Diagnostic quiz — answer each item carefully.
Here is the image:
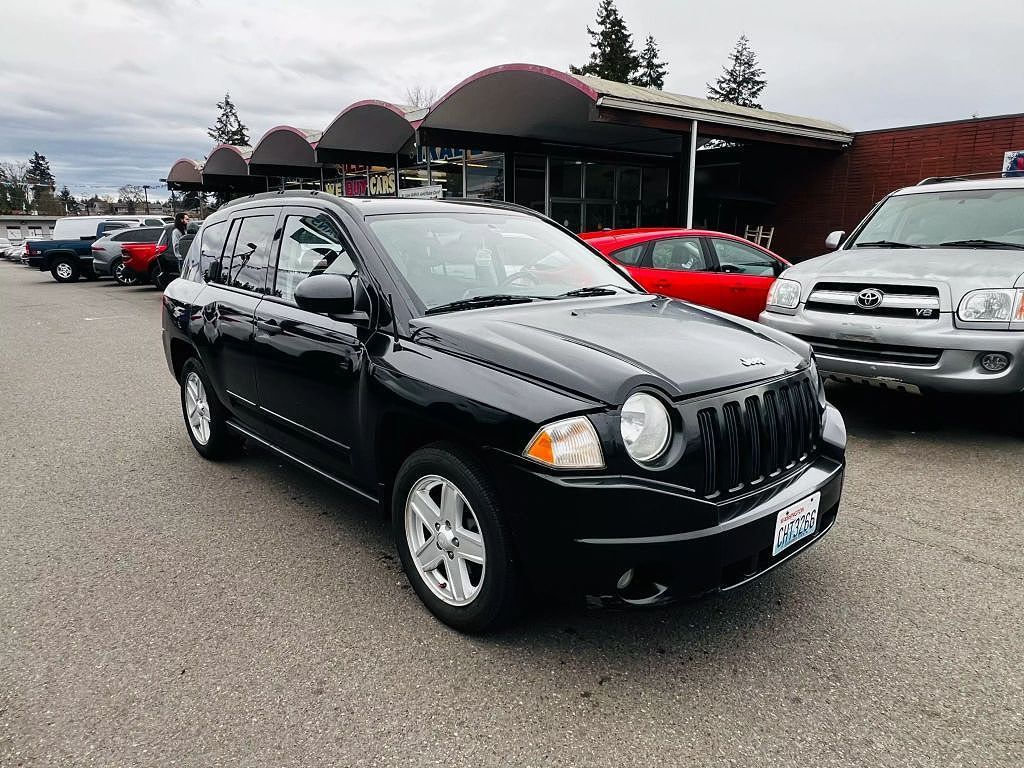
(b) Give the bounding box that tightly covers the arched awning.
[317,100,421,166]
[202,144,267,191]
[419,63,681,154]
[165,158,204,190]
[419,63,852,152]
[249,126,323,179]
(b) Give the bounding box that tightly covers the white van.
[50,215,166,240]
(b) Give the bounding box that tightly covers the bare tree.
[0,161,31,213]
[404,85,439,109]
[117,184,144,214]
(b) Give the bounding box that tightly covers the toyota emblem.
[855,288,884,309]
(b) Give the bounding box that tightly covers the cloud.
[1,0,1022,197]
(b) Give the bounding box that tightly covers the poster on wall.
[1002,150,1024,177]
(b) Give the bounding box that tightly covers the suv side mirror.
[825,230,845,250]
[294,273,355,316]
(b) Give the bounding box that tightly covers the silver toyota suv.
[759,175,1024,423]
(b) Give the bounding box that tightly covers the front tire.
[392,445,522,633]
[179,358,238,460]
[50,255,79,283]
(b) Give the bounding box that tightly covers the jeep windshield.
[367,212,638,314]
[848,187,1024,250]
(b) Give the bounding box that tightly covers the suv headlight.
[620,393,672,464]
[524,416,604,469]
[766,278,801,309]
[957,289,1024,322]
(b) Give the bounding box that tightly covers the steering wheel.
[498,269,542,288]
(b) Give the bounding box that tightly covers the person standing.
[172,212,190,259]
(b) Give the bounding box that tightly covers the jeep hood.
[789,248,1024,302]
[410,295,808,405]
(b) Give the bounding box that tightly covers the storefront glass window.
[550,201,582,232]
[584,203,614,232]
[465,152,504,200]
[641,167,670,226]
[549,158,583,198]
[513,154,546,213]
[585,163,615,199]
[432,156,463,198]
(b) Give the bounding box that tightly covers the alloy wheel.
[184,371,211,445]
[404,475,486,606]
[55,262,73,280]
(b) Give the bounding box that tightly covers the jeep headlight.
[957,289,1024,322]
[620,393,672,464]
[766,278,801,309]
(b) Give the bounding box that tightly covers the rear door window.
[650,237,708,271]
[112,228,162,243]
[199,221,230,281]
[223,214,277,294]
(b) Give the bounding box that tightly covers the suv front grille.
[807,282,940,319]
[695,376,820,499]
[797,335,942,366]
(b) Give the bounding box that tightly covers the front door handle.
[256,319,282,335]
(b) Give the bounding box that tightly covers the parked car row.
[12,214,200,287]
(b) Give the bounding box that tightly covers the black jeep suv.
[161,191,847,632]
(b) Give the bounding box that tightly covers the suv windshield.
[367,212,636,313]
[849,187,1024,249]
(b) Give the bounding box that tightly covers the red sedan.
[580,228,789,321]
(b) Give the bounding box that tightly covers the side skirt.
[226,419,379,505]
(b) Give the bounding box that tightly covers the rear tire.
[392,444,523,633]
[50,255,79,283]
[113,258,139,286]
[179,358,239,460]
[148,261,161,288]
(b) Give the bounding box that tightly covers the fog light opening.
[980,352,1010,373]
[616,565,670,605]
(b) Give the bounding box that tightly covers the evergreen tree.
[707,35,767,108]
[569,0,639,83]
[56,186,81,214]
[207,93,250,145]
[632,35,667,89]
[25,151,58,212]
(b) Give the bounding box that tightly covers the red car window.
[712,239,777,276]
[650,237,707,271]
[610,243,645,265]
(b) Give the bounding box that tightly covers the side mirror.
[825,230,845,250]
[294,273,355,316]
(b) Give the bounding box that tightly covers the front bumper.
[488,406,846,604]
[759,309,1024,395]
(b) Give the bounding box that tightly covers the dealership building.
[165,63,1024,260]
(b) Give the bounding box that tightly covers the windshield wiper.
[425,294,540,315]
[936,239,1024,250]
[559,284,636,297]
[854,240,923,249]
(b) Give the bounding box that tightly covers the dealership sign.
[398,185,444,199]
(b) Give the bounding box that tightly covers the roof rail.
[917,170,1008,185]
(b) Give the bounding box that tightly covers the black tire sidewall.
[392,445,521,633]
[179,358,233,460]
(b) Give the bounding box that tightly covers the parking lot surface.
[1,264,1021,767]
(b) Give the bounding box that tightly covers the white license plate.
[772,492,821,556]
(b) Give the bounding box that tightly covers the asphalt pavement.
[1,263,1021,767]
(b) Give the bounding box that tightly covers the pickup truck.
[26,216,150,283]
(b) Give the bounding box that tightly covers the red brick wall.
[771,113,1024,260]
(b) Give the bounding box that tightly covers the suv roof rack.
[917,170,1011,185]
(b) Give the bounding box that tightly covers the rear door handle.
[256,319,282,335]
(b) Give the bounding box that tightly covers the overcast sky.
[2,0,1022,199]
